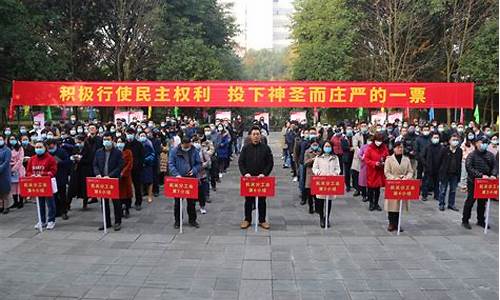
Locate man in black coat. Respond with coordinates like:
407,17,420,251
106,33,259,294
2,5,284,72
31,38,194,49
422,132,444,201
462,136,498,229
437,134,462,211
47,139,72,219
93,132,124,231
124,127,145,210
238,126,274,230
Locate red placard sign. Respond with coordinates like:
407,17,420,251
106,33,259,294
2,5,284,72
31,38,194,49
240,177,276,197
310,176,345,196
474,178,499,199
19,177,53,197
164,177,199,199
86,177,120,199
385,180,421,200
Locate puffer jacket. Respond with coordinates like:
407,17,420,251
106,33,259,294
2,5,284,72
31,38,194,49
465,149,498,183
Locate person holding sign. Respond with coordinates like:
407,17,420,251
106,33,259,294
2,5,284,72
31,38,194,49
168,136,202,229
93,133,124,231
26,141,57,230
0,135,12,214
462,136,498,230
312,141,341,228
383,141,413,232
238,126,274,230
364,133,389,211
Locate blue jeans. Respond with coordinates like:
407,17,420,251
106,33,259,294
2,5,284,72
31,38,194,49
298,163,305,193
422,174,439,199
235,137,242,154
38,196,56,224
439,175,458,208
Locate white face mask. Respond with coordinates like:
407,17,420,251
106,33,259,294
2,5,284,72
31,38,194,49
374,141,382,147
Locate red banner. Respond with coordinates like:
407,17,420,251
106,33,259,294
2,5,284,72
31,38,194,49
164,177,199,199
240,176,276,197
474,178,499,199
310,176,345,196
11,81,473,108
86,177,120,199
385,180,421,200
19,177,53,197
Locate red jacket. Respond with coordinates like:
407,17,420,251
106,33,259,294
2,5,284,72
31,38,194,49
364,143,389,188
26,152,57,177
330,135,344,156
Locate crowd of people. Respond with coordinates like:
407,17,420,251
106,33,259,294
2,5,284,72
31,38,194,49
281,119,498,230
0,114,271,231
0,114,497,233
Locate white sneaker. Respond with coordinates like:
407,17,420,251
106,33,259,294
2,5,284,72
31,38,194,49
34,223,46,230
219,173,223,179
46,222,56,230
292,177,298,182
200,208,207,214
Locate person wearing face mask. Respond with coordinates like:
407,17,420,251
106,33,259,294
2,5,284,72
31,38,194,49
124,128,145,210
415,124,432,182
462,136,498,229
298,128,315,204
192,137,211,214
384,141,413,232
93,133,124,231
363,134,389,211
7,136,25,211
341,125,355,192
115,136,133,219
0,136,12,214
312,141,341,228
357,134,374,202
216,126,231,175
137,132,156,204
421,132,444,202
303,140,322,214
292,129,306,183
455,123,465,141
437,134,462,211
75,124,102,209
46,139,71,219
351,122,370,197
26,141,58,230
487,133,498,156
329,127,344,175
459,130,476,192
202,126,219,191
169,136,202,229
238,126,274,230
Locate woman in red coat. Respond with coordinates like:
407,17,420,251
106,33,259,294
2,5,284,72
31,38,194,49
116,137,133,218
363,133,389,211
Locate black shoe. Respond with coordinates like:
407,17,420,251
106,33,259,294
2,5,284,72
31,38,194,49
375,205,382,211
447,206,459,212
88,199,98,204
421,197,428,202
134,204,142,211
114,223,121,231
0,207,4,213
174,222,180,229
153,193,159,197
98,225,112,231
62,213,69,220
308,206,314,214
17,202,23,209
189,221,200,228
439,206,445,211
369,203,375,211
123,209,130,218
9,202,18,209
320,218,325,228
362,197,368,202
476,222,490,229
353,191,360,197
212,187,217,192
462,222,472,230
300,199,306,205
2,208,9,215
206,199,212,203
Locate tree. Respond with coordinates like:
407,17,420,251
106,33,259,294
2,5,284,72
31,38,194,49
242,48,291,80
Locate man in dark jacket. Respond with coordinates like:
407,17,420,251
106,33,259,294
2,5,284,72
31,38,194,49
47,139,71,219
125,127,145,210
462,136,498,229
341,125,354,192
437,134,462,211
238,126,274,230
168,136,202,228
93,132,124,231
415,124,431,179
422,132,444,201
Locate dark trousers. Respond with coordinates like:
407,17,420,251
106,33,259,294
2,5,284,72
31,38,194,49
352,170,360,192
174,198,197,223
219,157,229,172
315,198,332,219
422,173,439,199
103,199,122,225
304,188,315,209
54,184,68,217
439,175,458,208
388,212,399,226
153,162,160,195
343,160,352,190
359,186,367,198
244,196,266,223
132,172,143,206
416,161,424,179
337,154,344,174
210,158,219,188
462,180,486,224
122,198,132,210
368,187,381,206
199,178,209,208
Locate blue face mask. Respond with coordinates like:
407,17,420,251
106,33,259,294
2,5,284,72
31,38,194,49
126,134,135,141
138,136,147,143
35,148,45,155
103,140,113,149
480,143,488,151
116,142,125,151
311,145,319,151
9,140,17,145
323,146,332,154
0,140,4,146
48,147,56,154
21,140,29,146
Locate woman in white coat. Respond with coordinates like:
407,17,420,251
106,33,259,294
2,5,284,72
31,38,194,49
312,141,341,228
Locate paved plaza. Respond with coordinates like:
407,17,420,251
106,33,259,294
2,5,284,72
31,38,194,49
0,133,497,300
